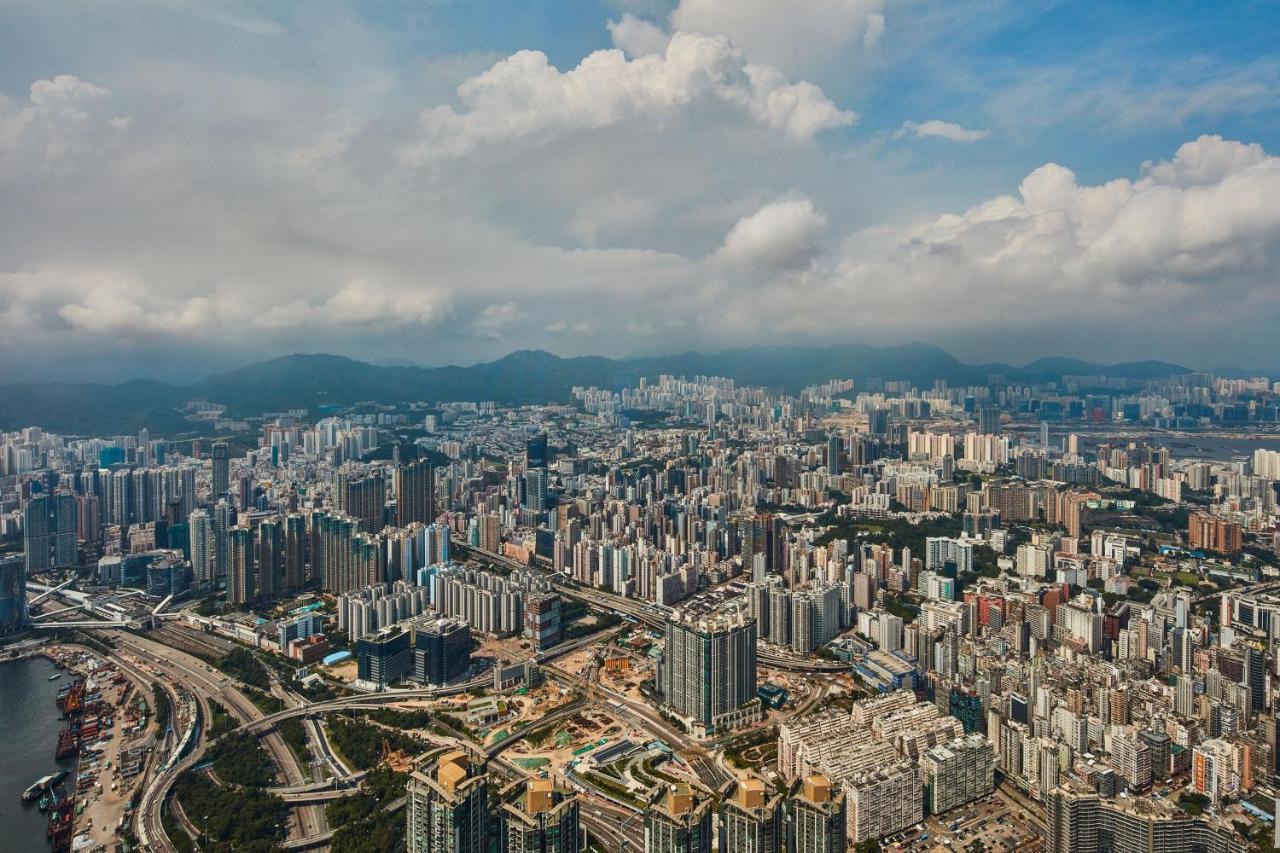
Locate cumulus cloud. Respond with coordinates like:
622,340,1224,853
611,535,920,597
822,135,1280,328
608,13,671,57
0,74,129,170
403,31,853,161
57,278,213,335
898,119,990,143
670,0,887,77
471,302,519,338
715,199,827,270
254,280,450,331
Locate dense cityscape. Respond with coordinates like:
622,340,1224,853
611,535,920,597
3,363,1280,853
7,1,1280,852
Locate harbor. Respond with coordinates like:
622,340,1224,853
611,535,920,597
3,646,156,853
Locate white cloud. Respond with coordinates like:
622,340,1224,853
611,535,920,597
821,135,1280,328
402,31,853,161
472,302,519,338
670,0,887,78
899,119,990,143
608,13,671,57
0,74,129,169
57,278,212,335
254,280,450,331
715,199,827,270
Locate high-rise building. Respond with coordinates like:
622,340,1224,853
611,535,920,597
658,608,759,737
525,432,549,470
212,499,234,581
339,470,387,533
396,459,435,527
413,616,471,685
211,441,230,499
920,734,995,815
498,779,579,853
228,526,255,606
1112,734,1152,792
255,519,283,601
787,774,845,853
977,406,1001,435
0,555,27,635
1187,512,1243,554
188,508,214,586
284,513,306,593
845,760,922,842
23,492,78,574
524,592,562,651
357,626,413,687
718,777,783,853
826,434,843,474
1045,785,1246,853
523,467,548,514
644,783,713,853
406,751,488,853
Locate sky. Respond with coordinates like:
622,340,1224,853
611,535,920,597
3,0,1280,381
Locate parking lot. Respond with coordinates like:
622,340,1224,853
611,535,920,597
882,793,1044,852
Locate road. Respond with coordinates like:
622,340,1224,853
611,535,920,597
544,662,732,791
104,630,327,845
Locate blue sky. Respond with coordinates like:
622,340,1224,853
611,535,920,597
2,0,1280,380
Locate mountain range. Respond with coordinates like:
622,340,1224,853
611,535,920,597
0,342,1194,435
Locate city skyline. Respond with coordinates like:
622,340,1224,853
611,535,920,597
5,3,1280,852
3,1,1280,375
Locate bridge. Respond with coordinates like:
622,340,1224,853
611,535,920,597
279,797,406,850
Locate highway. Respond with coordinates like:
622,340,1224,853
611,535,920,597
104,630,329,844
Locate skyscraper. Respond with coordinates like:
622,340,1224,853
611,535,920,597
977,406,1001,435
284,513,306,593
406,751,488,853
212,499,234,582
338,470,386,533
412,616,471,685
523,467,548,514
0,555,27,635
644,783,713,853
498,779,579,853
211,441,230,499
188,508,214,586
23,492,78,573
228,526,255,606
787,775,845,853
255,519,283,601
396,459,435,527
718,777,783,853
658,608,759,737
525,432,548,470
826,434,842,474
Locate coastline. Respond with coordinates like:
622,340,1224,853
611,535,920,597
0,654,76,853
0,644,154,853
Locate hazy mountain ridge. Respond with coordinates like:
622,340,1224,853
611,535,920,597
0,344,1196,434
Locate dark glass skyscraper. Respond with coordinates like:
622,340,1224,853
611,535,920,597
0,555,27,635
22,492,77,573
211,441,230,499
525,431,548,469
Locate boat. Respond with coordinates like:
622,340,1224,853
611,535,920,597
21,770,69,802
48,803,73,840
55,727,79,760
48,673,61,681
